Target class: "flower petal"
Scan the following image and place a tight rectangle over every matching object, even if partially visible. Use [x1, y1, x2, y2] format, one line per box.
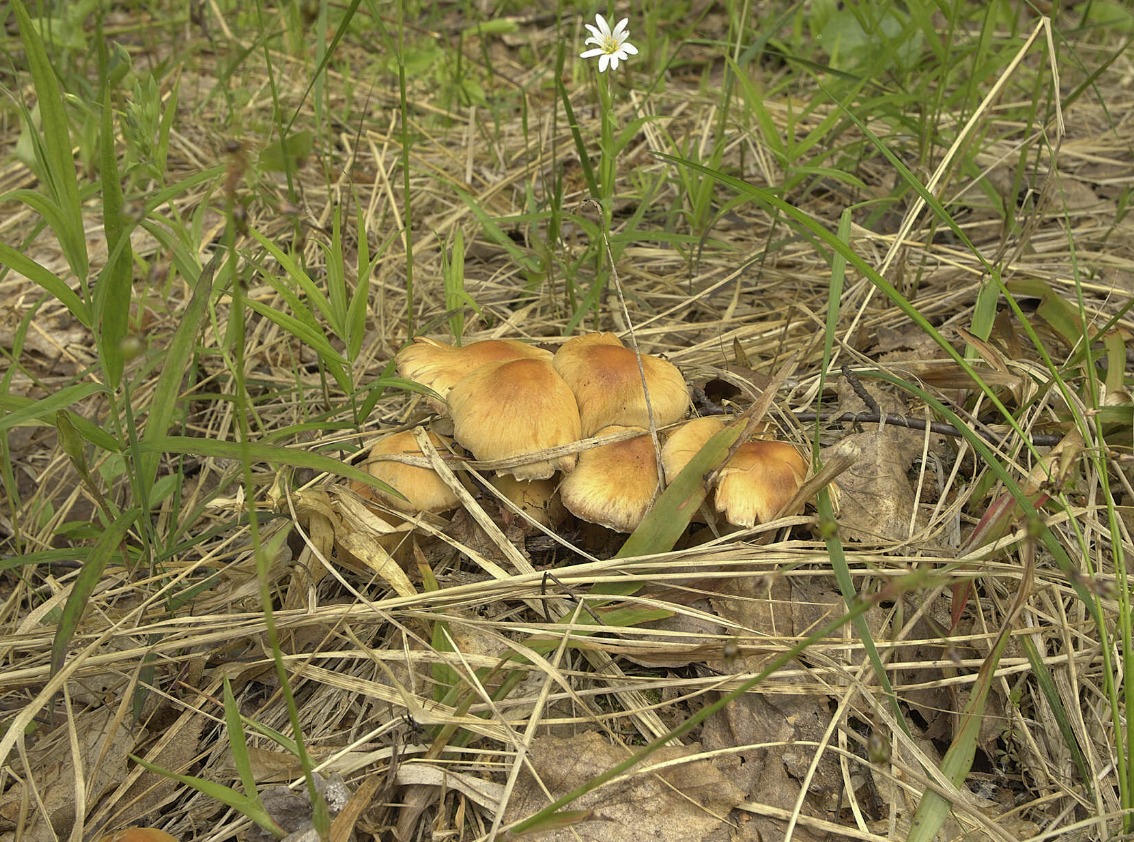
[608, 53, 620, 71]
[593, 14, 611, 37]
[598, 53, 610, 72]
[584, 23, 602, 41]
[580, 47, 605, 58]
[621, 42, 638, 55]
[611, 18, 629, 40]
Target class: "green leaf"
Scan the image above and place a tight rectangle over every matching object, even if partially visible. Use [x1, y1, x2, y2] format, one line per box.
[462, 19, 518, 37]
[140, 253, 217, 493]
[224, 677, 267, 813]
[555, 74, 599, 200]
[10, 0, 88, 280]
[244, 299, 351, 393]
[0, 384, 108, 436]
[258, 129, 315, 172]
[52, 509, 140, 675]
[612, 424, 743, 566]
[0, 243, 91, 327]
[907, 552, 1033, 842]
[135, 435, 398, 497]
[248, 228, 335, 327]
[130, 754, 285, 836]
[97, 85, 132, 389]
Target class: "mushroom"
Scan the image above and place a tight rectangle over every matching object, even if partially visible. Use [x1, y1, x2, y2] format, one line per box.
[660, 416, 726, 483]
[714, 440, 807, 528]
[395, 337, 553, 412]
[446, 357, 581, 480]
[662, 417, 807, 528]
[552, 333, 690, 436]
[559, 425, 660, 533]
[355, 429, 461, 514]
[489, 475, 566, 528]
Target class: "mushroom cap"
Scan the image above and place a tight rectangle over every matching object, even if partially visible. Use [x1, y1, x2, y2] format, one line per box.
[559, 425, 660, 533]
[359, 429, 461, 514]
[553, 334, 690, 436]
[714, 440, 807, 527]
[395, 337, 553, 411]
[447, 358, 581, 480]
[489, 475, 566, 527]
[660, 416, 727, 483]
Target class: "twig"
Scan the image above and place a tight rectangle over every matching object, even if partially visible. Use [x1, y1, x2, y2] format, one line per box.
[841, 364, 881, 416]
[793, 409, 1063, 447]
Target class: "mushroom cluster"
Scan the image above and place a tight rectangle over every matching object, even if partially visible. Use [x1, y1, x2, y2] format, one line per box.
[354, 333, 807, 539]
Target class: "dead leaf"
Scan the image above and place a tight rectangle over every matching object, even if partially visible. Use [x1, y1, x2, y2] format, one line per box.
[824, 378, 930, 543]
[0, 706, 131, 841]
[701, 577, 844, 842]
[503, 731, 744, 842]
[245, 773, 351, 842]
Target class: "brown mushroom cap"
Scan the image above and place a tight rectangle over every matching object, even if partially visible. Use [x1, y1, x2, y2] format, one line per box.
[447, 358, 581, 480]
[395, 337, 553, 412]
[714, 440, 807, 527]
[660, 416, 727, 482]
[553, 333, 690, 436]
[358, 429, 461, 514]
[559, 425, 660, 533]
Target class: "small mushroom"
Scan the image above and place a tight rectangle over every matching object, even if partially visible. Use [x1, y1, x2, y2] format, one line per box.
[395, 337, 553, 412]
[356, 429, 460, 514]
[553, 332, 690, 436]
[662, 417, 807, 528]
[447, 357, 581, 480]
[660, 416, 726, 483]
[559, 425, 660, 533]
[714, 440, 807, 528]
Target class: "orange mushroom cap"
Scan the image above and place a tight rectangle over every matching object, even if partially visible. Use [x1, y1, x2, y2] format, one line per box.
[660, 416, 727, 483]
[553, 333, 689, 436]
[395, 337, 552, 412]
[559, 425, 660, 532]
[714, 440, 807, 527]
[358, 429, 461, 514]
[447, 358, 581, 480]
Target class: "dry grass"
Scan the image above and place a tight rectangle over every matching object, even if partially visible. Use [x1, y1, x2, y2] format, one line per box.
[1, 3, 1133, 841]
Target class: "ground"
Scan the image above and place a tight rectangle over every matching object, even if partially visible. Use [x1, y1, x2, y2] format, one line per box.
[1, 2, 1132, 841]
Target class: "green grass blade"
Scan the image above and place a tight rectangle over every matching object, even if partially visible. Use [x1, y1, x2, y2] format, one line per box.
[248, 228, 335, 323]
[136, 435, 398, 497]
[97, 86, 132, 389]
[908, 548, 1034, 842]
[555, 74, 599, 200]
[0, 383, 109, 436]
[51, 508, 140, 675]
[654, 152, 1035, 457]
[10, 0, 87, 281]
[130, 754, 285, 836]
[508, 568, 930, 836]
[612, 424, 742, 566]
[223, 677, 268, 814]
[140, 252, 218, 493]
[0, 243, 91, 327]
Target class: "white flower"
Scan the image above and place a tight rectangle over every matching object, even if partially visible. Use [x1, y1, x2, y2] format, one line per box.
[580, 14, 638, 72]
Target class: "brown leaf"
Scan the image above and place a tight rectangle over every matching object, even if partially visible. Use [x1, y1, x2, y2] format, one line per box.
[503, 731, 744, 842]
[824, 378, 930, 543]
[0, 707, 131, 841]
[701, 577, 844, 842]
